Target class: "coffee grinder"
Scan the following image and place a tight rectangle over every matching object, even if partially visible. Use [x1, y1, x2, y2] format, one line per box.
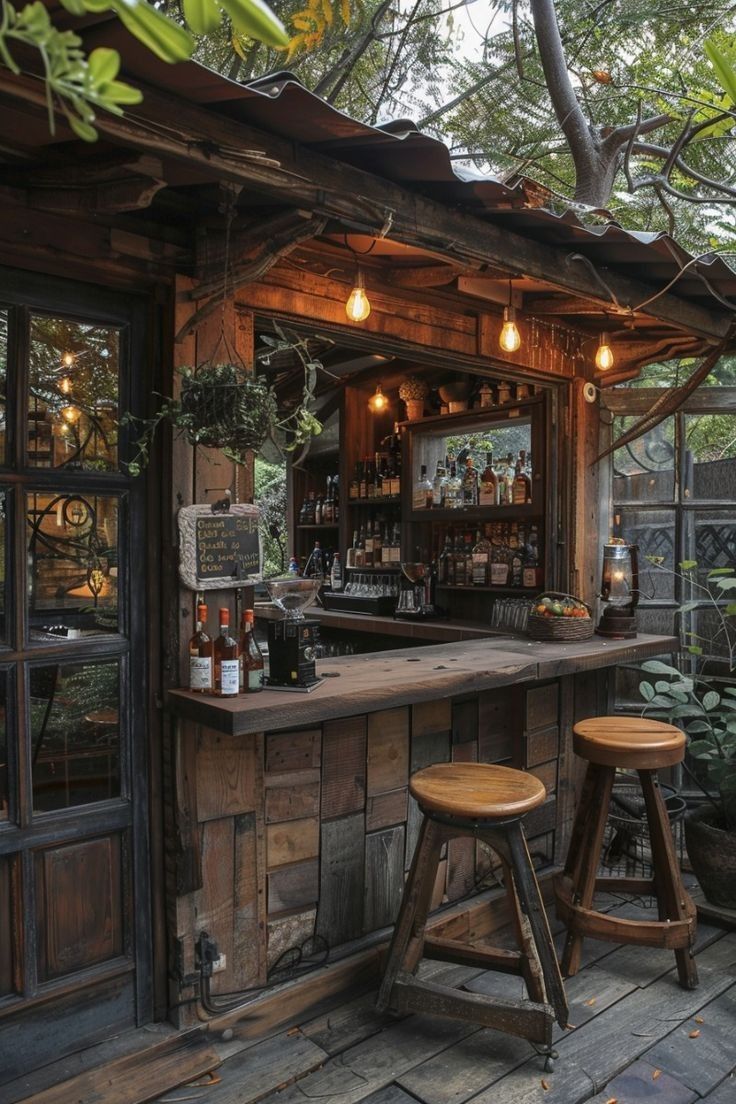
[395, 562, 437, 619]
[263, 577, 323, 691]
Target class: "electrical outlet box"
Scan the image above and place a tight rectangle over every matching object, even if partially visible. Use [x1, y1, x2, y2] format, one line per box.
[212, 953, 227, 973]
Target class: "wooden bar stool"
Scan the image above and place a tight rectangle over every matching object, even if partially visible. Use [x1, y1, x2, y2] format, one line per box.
[555, 716, 698, 990]
[377, 763, 568, 1062]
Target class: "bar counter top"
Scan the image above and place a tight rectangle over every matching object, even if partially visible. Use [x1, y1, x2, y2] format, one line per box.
[168, 632, 676, 737]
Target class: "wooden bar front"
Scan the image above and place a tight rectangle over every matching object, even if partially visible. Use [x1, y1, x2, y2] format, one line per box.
[166, 633, 676, 1030]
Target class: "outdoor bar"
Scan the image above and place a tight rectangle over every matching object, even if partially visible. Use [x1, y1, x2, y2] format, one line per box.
[0, 8, 735, 1103]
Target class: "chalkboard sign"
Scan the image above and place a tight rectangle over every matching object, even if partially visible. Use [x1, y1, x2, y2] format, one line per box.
[178, 503, 262, 591]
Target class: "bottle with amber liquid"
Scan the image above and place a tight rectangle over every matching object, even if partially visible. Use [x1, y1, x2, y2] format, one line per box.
[214, 607, 239, 697]
[188, 601, 213, 693]
[239, 608, 264, 693]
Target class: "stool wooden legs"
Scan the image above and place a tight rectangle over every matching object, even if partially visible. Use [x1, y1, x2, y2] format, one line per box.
[555, 764, 698, 990]
[378, 813, 568, 1047]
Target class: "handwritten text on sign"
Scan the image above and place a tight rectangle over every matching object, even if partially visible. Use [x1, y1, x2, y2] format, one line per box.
[178, 503, 261, 591]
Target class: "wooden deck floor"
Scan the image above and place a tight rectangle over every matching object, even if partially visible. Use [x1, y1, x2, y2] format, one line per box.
[156, 887, 736, 1104]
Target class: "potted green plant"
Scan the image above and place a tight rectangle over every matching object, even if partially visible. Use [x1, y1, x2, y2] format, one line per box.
[638, 558, 736, 908]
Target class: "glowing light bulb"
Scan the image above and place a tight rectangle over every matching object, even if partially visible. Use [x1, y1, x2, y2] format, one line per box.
[346, 271, 371, 322]
[499, 306, 521, 353]
[62, 404, 80, 424]
[59, 376, 73, 395]
[368, 384, 388, 414]
[595, 333, 614, 371]
[61, 351, 75, 369]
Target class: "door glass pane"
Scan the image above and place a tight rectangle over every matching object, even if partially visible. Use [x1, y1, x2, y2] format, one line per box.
[684, 414, 736, 500]
[31, 659, 120, 813]
[616, 507, 676, 601]
[613, 416, 675, 502]
[28, 315, 120, 471]
[693, 509, 736, 582]
[0, 488, 6, 642]
[0, 308, 7, 464]
[0, 670, 8, 820]
[27, 491, 120, 640]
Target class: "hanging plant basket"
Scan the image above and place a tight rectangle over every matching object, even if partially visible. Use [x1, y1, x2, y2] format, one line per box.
[178, 363, 278, 453]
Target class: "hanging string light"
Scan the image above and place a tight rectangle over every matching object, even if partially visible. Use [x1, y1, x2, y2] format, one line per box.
[344, 234, 376, 323]
[499, 281, 521, 353]
[368, 383, 388, 413]
[595, 332, 614, 371]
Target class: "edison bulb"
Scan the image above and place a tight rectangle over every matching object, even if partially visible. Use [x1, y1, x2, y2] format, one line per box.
[595, 333, 614, 371]
[62, 404, 80, 423]
[61, 351, 75, 369]
[346, 283, 371, 323]
[59, 376, 73, 395]
[499, 306, 521, 353]
[368, 384, 387, 413]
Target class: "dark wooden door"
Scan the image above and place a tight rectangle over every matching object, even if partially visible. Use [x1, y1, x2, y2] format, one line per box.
[0, 269, 152, 1082]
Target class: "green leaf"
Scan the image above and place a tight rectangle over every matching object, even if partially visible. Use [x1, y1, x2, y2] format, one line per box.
[678, 601, 700, 614]
[87, 46, 120, 85]
[103, 79, 144, 105]
[725, 604, 736, 617]
[679, 560, 698, 571]
[68, 115, 99, 141]
[110, 0, 194, 63]
[705, 38, 736, 104]
[639, 681, 655, 702]
[218, 0, 289, 47]
[687, 645, 703, 656]
[688, 739, 717, 757]
[182, 0, 222, 35]
[686, 720, 712, 734]
[57, 0, 87, 14]
[716, 577, 736, 591]
[703, 690, 721, 711]
[641, 659, 681, 677]
[670, 703, 706, 719]
[707, 568, 735, 577]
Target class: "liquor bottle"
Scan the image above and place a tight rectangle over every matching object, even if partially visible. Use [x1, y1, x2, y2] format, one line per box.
[364, 523, 374, 567]
[510, 525, 523, 585]
[298, 496, 308, 525]
[413, 464, 433, 510]
[322, 476, 333, 523]
[307, 490, 317, 523]
[479, 452, 498, 507]
[288, 556, 300, 575]
[523, 525, 544, 588]
[518, 449, 532, 503]
[512, 454, 531, 505]
[462, 457, 479, 506]
[504, 454, 516, 503]
[391, 425, 402, 496]
[366, 459, 376, 500]
[347, 530, 358, 569]
[239, 608, 264, 693]
[330, 552, 343, 591]
[445, 463, 462, 509]
[314, 495, 323, 525]
[332, 475, 339, 521]
[432, 462, 446, 508]
[349, 463, 360, 500]
[490, 535, 510, 585]
[372, 520, 382, 565]
[496, 458, 509, 507]
[438, 534, 453, 584]
[471, 528, 491, 586]
[188, 602, 213, 693]
[359, 460, 367, 500]
[391, 522, 402, 564]
[214, 608, 239, 698]
[306, 540, 324, 580]
[355, 526, 366, 568]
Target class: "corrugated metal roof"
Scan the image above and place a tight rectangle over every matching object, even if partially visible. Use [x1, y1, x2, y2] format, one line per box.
[66, 17, 736, 312]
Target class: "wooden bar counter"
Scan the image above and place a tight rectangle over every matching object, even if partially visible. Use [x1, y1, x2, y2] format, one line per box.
[166, 633, 676, 1031]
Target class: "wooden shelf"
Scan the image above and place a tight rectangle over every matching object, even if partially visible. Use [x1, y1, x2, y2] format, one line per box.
[297, 523, 340, 530]
[345, 564, 401, 573]
[436, 584, 537, 594]
[347, 497, 402, 507]
[409, 504, 541, 522]
[396, 395, 542, 432]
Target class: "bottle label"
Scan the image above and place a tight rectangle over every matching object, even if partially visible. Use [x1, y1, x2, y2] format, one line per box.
[491, 562, 509, 585]
[479, 481, 497, 506]
[189, 655, 212, 691]
[472, 553, 488, 584]
[523, 566, 537, 588]
[220, 659, 239, 695]
[248, 669, 263, 691]
[413, 487, 427, 510]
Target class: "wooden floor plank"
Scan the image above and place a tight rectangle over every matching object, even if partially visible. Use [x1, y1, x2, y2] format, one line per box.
[189, 1030, 328, 1104]
[26, 1032, 220, 1104]
[700, 1071, 736, 1102]
[585, 1059, 697, 1104]
[396, 1025, 531, 1104]
[641, 984, 736, 1096]
[463, 1056, 595, 1104]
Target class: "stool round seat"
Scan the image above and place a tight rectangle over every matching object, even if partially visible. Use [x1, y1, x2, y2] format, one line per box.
[573, 716, 685, 770]
[410, 763, 546, 821]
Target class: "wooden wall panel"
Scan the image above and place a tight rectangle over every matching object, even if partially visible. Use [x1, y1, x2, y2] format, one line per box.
[35, 835, 123, 982]
[478, 689, 515, 764]
[529, 759, 558, 795]
[322, 716, 366, 818]
[196, 817, 235, 996]
[364, 826, 405, 932]
[406, 728, 450, 867]
[196, 728, 256, 821]
[233, 810, 266, 988]
[524, 726, 560, 768]
[268, 860, 319, 915]
[0, 856, 15, 996]
[266, 818, 320, 868]
[526, 683, 559, 732]
[267, 908, 316, 971]
[412, 699, 451, 738]
[446, 835, 475, 903]
[452, 699, 478, 749]
[265, 729, 321, 773]
[316, 813, 365, 945]
[366, 708, 409, 796]
[366, 789, 408, 832]
[265, 774, 321, 823]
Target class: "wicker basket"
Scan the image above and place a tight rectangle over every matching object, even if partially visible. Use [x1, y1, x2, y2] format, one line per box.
[526, 591, 594, 642]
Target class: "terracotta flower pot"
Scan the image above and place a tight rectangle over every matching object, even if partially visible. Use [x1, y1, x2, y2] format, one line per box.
[684, 806, 736, 909]
[404, 398, 424, 421]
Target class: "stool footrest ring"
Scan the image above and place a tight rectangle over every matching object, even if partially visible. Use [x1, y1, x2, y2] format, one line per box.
[555, 875, 695, 950]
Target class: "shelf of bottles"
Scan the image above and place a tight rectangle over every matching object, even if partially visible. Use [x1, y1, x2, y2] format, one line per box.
[345, 424, 403, 571]
[295, 467, 340, 580]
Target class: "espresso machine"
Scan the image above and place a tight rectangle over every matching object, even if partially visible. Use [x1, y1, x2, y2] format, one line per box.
[395, 562, 438, 620]
[264, 577, 323, 690]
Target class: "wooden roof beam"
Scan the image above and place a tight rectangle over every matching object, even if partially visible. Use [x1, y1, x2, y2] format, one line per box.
[0, 69, 731, 344]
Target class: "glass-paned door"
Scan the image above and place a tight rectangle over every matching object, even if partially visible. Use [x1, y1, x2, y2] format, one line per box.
[0, 269, 151, 1084]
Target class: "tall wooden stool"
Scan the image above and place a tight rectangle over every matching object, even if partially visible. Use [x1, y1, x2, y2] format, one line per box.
[555, 716, 698, 990]
[377, 763, 568, 1063]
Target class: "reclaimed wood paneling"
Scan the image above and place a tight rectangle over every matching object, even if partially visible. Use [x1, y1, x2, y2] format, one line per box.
[366, 789, 408, 832]
[266, 817, 320, 869]
[174, 722, 201, 895]
[412, 699, 452, 738]
[316, 813, 365, 946]
[267, 860, 319, 915]
[267, 908, 316, 971]
[522, 796, 557, 839]
[529, 759, 558, 795]
[524, 725, 560, 769]
[35, 835, 123, 981]
[265, 729, 321, 773]
[406, 729, 450, 867]
[452, 699, 478, 748]
[525, 683, 559, 732]
[364, 826, 405, 932]
[367, 708, 409, 796]
[446, 834, 476, 903]
[233, 809, 266, 989]
[322, 716, 366, 818]
[197, 817, 235, 995]
[0, 856, 14, 996]
[478, 689, 515, 764]
[265, 775, 321, 823]
[196, 728, 256, 821]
